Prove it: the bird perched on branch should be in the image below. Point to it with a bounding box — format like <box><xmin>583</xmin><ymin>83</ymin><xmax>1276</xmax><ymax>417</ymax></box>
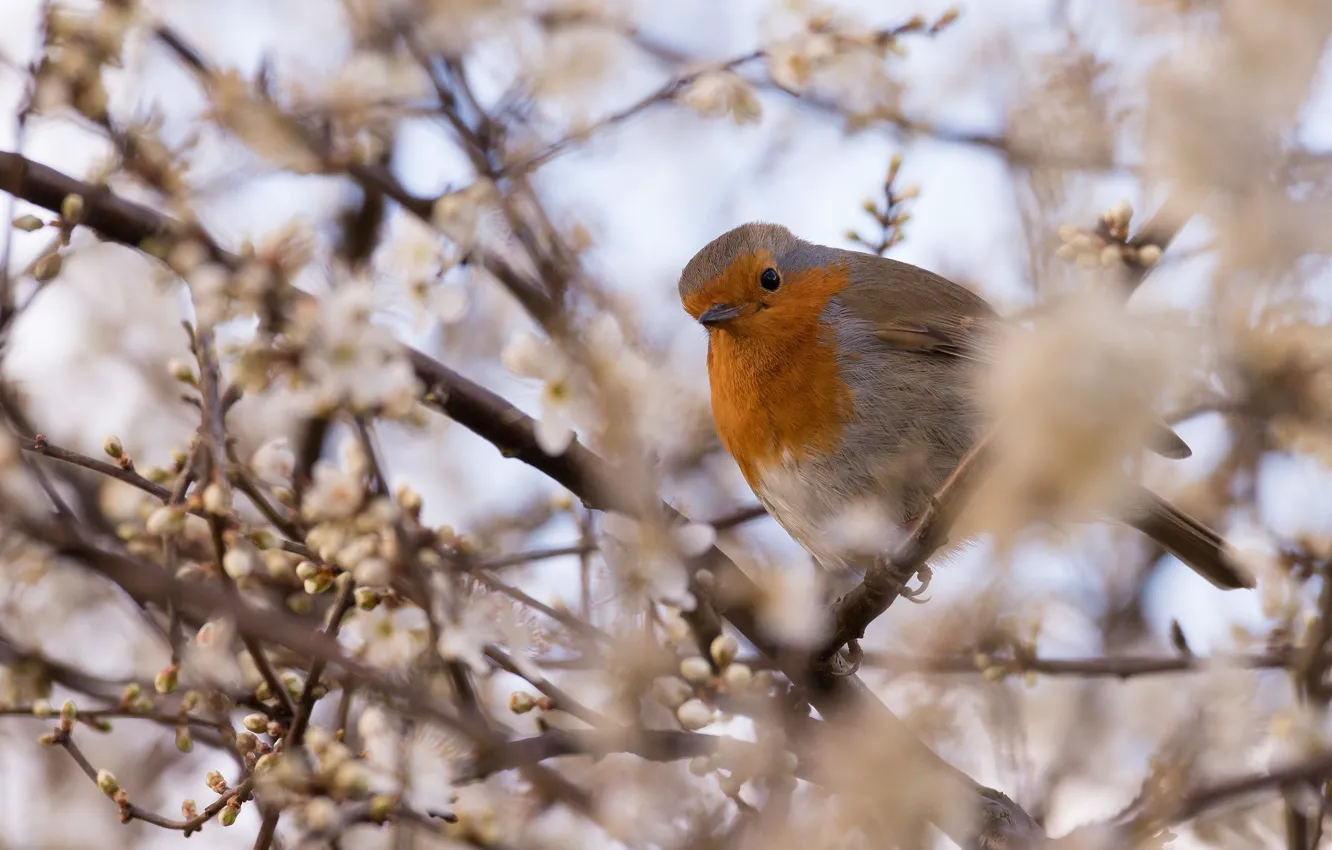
<box><xmin>678</xmin><ymin>222</ymin><xmax>1252</xmax><ymax>593</ymax></box>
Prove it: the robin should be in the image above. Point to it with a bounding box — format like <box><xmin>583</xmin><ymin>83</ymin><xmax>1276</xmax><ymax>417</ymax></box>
<box><xmin>678</xmin><ymin>222</ymin><xmax>1252</xmax><ymax>592</ymax></box>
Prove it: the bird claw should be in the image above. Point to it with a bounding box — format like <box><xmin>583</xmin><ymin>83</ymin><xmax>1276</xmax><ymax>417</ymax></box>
<box><xmin>827</xmin><ymin>639</ymin><xmax>863</xmax><ymax>677</ymax></box>
<box><xmin>899</xmin><ymin>566</ymin><xmax>933</xmax><ymax>604</ymax></box>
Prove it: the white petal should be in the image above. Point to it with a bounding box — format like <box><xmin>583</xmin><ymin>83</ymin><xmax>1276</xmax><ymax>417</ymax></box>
<box><xmin>353</xmin><ymin>557</ymin><xmax>393</xmax><ymax>587</ymax></box>
<box><xmin>437</xmin><ymin>630</ymin><xmax>488</xmax><ymax>675</ymax></box>
<box><xmin>673</xmin><ymin>522</ymin><xmax>716</xmax><ymax>557</ymax></box>
<box><xmin>432</xmin><ymin>285</ymin><xmax>469</xmax><ymax>324</ymax></box>
<box><xmin>392</xmin><ymin>605</ymin><xmax>430</xmax><ymax>633</ymax></box>
<box><xmin>534</xmin><ymin>412</ymin><xmax>575</xmax><ymax>456</ymax></box>
<box><xmin>599</xmin><ymin>512</ymin><xmax>640</xmax><ymax>544</ymax></box>
<box><xmin>250</xmin><ymin>437</ymin><xmax>295</xmax><ymax>484</ymax></box>
<box><xmin>587</xmin><ymin>313</ymin><xmax>623</xmax><ymax>356</ymax></box>
<box><xmin>500</xmin><ymin>331</ymin><xmax>548</xmax><ymax>378</ymax></box>
<box><xmin>650</xmin><ymin>560</ymin><xmax>692</xmax><ymax>603</ymax></box>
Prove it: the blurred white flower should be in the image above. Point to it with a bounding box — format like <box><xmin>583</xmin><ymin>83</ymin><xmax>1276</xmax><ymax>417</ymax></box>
<box><xmin>756</xmin><ymin>566</ymin><xmax>828</xmax><ymax>648</ymax></box>
<box><xmin>436</xmin><ymin>603</ymin><xmax>501</xmax><ymax>675</ymax></box>
<box><xmin>431</xmin><ymin>181</ymin><xmax>493</xmax><ymax>250</ymax></box>
<box><xmin>429</xmin><ymin>285</ymin><xmax>470</xmax><ymax>324</ymax></box>
<box><xmin>356</xmin><ymin>705</ymin><xmax>459</xmax><ymax>805</ymax></box>
<box><xmin>979</xmin><ymin>289</ymin><xmax>1192</xmax><ymax>531</ymax></box>
<box><xmin>681</xmin><ymin>71</ymin><xmax>763</xmax><ymax>125</ymax></box>
<box><xmin>341</xmin><ymin>604</ymin><xmax>430</xmax><ymax>669</ymax></box>
<box><xmin>288</xmin><ymin>281</ymin><xmax>423</xmax><ymax>419</ymax></box>
<box><xmin>250</xmin><ymin>438</ymin><xmax>295</xmax><ymax>485</ymax></box>
<box><xmin>821</xmin><ymin>500</ymin><xmax>903</xmax><ymax>558</ymax></box>
<box><xmin>303</xmin><ymin>461</ymin><xmax>363</xmax><ymax>522</ymax></box>
<box><xmin>599</xmin><ymin>512</ymin><xmax>714</xmax><ymax>610</ymax></box>
<box><xmin>501</xmin><ymin>331</ymin><xmax>582</xmax><ymax>456</ymax></box>
<box><xmin>766</xmin><ymin>32</ymin><xmax>837</xmax><ymax>91</ymax></box>
<box><xmin>207</xmin><ymin>71</ymin><xmax>322</xmax><ymax>174</ymax></box>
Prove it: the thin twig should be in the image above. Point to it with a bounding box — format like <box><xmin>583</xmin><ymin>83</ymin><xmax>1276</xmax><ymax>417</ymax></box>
<box><xmin>485</xmin><ymin>645</ymin><xmax>614</xmax><ymax>728</ymax></box>
<box><xmin>54</xmin><ymin>727</ymin><xmax>253</xmax><ymax>833</ymax></box>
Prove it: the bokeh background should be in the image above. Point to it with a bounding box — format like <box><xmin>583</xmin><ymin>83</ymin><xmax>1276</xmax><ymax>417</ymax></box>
<box><xmin>1</xmin><ymin>0</ymin><xmax>1331</xmax><ymax>847</ymax></box>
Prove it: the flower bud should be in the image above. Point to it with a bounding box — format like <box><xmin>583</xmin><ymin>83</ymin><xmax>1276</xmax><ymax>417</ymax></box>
<box><xmin>243</xmin><ymin>713</ymin><xmax>268</xmax><ymax>733</ymax></box>
<box><xmin>103</xmin><ymin>435</ymin><xmax>123</xmax><ymax>459</ymax></box>
<box><xmin>369</xmin><ymin>794</ymin><xmax>395</xmax><ymax>823</ymax></box>
<box><xmin>155</xmin><ymin>665</ymin><xmax>178</xmax><ymax>695</ymax></box>
<box><xmin>59</xmin><ymin>699</ymin><xmax>77</xmax><ymax>728</ymax></box>
<box><xmin>146</xmin><ymin>506</ymin><xmax>185</xmax><ymax>535</ymax></box>
<box><xmin>1107</xmin><ymin>200</ymin><xmax>1133</xmax><ymax>230</ymax></box>
<box><xmin>710</xmin><ymin>635</ymin><xmax>738</xmax><ymax>668</ymax></box>
<box><xmin>97</xmin><ymin>769</ymin><xmax>119</xmax><ymax>796</ymax></box>
<box><xmin>354</xmin><ymin>587</ymin><xmax>380</xmax><ymax>610</ymax></box>
<box><xmin>12</xmin><ymin>214</ymin><xmax>43</xmax><ymax>232</ymax></box>
<box><xmin>61</xmin><ymin>193</ymin><xmax>85</xmax><ymax>224</ymax></box>
<box><xmin>206</xmin><ymin>769</ymin><xmax>227</xmax><ymax>793</ymax></box>
<box><xmin>168</xmin><ymin>358</ymin><xmax>197</xmax><ymax>384</ymax></box>
<box><xmin>722</xmin><ymin>663</ymin><xmax>753</xmax><ymax>691</ymax></box>
<box><xmin>677</xmin><ymin>698</ymin><xmax>713</xmax><ymax>731</ymax></box>
<box><xmin>202</xmin><ymin>483</ymin><xmax>230</xmax><ymax>514</ymax></box>
<box><xmin>509</xmin><ymin>692</ymin><xmax>537</xmax><ymax>714</ymax></box>
<box><xmin>652</xmin><ymin>676</ymin><xmax>693</xmax><ymax>708</ymax></box>
<box><xmin>1136</xmin><ymin>244</ymin><xmax>1162</xmax><ymax>266</ymax></box>
<box><xmin>34</xmin><ymin>253</ymin><xmax>62</xmax><ymax>282</ymax></box>
<box><xmin>222</xmin><ymin>549</ymin><xmax>254</xmax><ymax>580</ymax></box>
<box><xmin>680</xmin><ymin>656</ymin><xmax>712</xmax><ymax>684</ymax></box>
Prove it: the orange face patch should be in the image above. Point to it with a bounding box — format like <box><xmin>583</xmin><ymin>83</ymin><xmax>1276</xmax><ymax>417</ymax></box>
<box><xmin>693</xmin><ymin>257</ymin><xmax>854</xmax><ymax>488</ymax></box>
<box><xmin>681</xmin><ymin>250</ymin><xmax>777</xmax><ymax>320</ymax></box>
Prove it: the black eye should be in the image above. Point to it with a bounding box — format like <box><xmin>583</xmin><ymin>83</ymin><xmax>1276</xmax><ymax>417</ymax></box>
<box><xmin>759</xmin><ymin>268</ymin><xmax>781</xmax><ymax>291</ymax></box>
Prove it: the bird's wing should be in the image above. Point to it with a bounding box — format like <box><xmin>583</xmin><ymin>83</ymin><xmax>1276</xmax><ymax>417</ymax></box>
<box><xmin>839</xmin><ymin>253</ymin><xmax>1192</xmax><ymax>460</ymax></box>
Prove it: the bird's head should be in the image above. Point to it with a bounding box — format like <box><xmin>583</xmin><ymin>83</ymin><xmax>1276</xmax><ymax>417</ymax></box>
<box><xmin>678</xmin><ymin>222</ymin><xmax>847</xmax><ymax>341</ymax></box>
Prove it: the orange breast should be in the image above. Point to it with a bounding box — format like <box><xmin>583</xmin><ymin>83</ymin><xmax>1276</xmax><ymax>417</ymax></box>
<box><xmin>706</xmin><ymin>267</ymin><xmax>854</xmax><ymax>489</ymax></box>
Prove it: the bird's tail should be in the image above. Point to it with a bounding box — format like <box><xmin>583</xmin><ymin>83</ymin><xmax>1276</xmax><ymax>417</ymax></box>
<box><xmin>1125</xmin><ymin>488</ymin><xmax>1254</xmax><ymax>590</ymax></box>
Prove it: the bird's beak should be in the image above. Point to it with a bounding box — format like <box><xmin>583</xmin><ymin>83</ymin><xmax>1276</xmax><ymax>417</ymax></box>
<box><xmin>698</xmin><ymin>303</ymin><xmax>743</xmax><ymax>328</ymax></box>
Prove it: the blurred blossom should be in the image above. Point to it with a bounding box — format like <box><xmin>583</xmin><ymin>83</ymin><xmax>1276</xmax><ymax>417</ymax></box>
<box><xmin>821</xmin><ymin>499</ymin><xmax>904</xmax><ymax>558</ymax></box>
<box><xmin>286</xmin><ymin>52</ymin><xmax>430</xmax><ymax>122</ymax></box>
<box><xmin>357</xmin><ymin>706</ymin><xmax>459</xmax><ymax>804</ymax></box>
<box><xmin>282</xmin><ymin>281</ymin><xmax>423</xmax><ymax>419</ymax></box>
<box><xmin>250</xmin><ymin>437</ymin><xmax>296</xmax><ymax>485</ymax></box>
<box><xmin>431</xmin><ymin>181</ymin><xmax>493</xmax><ymax>250</ymax></box>
<box><xmin>598</xmin><ymin>512</ymin><xmax>713</xmax><ymax>610</ymax></box>
<box><xmin>755</xmin><ymin>564</ymin><xmax>828</xmax><ymax>647</ymax></box>
<box><xmin>974</xmin><ymin>289</ymin><xmax>1193</xmax><ymax>540</ymax></box>
<box><xmin>501</xmin><ymin>330</ymin><xmax>582</xmax><ymax>455</ymax></box>
<box><xmin>303</xmin><ymin>461</ymin><xmax>364</xmax><ymax>522</ymax></box>
<box><xmin>341</xmin><ymin>604</ymin><xmax>430</xmax><ymax>669</ymax></box>
<box><xmin>680</xmin><ymin>71</ymin><xmax>762</xmax><ymax>125</ymax></box>
<box><xmin>206</xmin><ymin>71</ymin><xmax>322</xmax><ymax>174</ymax></box>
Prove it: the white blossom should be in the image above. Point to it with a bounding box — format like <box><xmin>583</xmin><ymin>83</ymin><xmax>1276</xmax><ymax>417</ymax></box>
<box><xmin>250</xmin><ymin>438</ymin><xmax>295</xmax><ymax>485</ymax></box>
<box><xmin>341</xmin><ymin>604</ymin><xmax>430</xmax><ymax>669</ymax></box>
<box><xmin>756</xmin><ymin>566</ymin><xmax>828</xmax><ymax>648</ymax></box>
<box><xmin>599</xmin><ymin>513</ymin><xmax>714</xmax><ymax>610</ymax></box>
<box><xmin>500</xmin><ymin>331</ymin><xmax>581</xmax><ymax>456</ymax></box>
<box><xmin>681</xmin><ymin>71</ymin><xmax>763</xmax><ymax>125</ymax></box>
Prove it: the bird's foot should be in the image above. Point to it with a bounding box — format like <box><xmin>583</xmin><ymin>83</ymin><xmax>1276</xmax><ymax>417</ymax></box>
<box><xmin>898</xmin><ymin>566</ymin><xmax>933</xmax><ymax>604</ymax></box>
<box><xmin>826</xmin><ymin>639</ymin><xmax>863</xmax><ymax>677</ymax></box>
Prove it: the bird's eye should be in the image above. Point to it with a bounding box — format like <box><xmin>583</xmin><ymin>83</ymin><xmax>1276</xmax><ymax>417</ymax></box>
<box><xmin>759</xmin><ymin>268</ymin><xmax>781</xmax><ymax>291</ymax></box>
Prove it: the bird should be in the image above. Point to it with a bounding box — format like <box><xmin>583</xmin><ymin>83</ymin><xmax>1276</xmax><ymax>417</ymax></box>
<box><xmin>678</xmin><ymin>221</ymin><xmax>1253</xmax><ymax>592</ymax></box>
